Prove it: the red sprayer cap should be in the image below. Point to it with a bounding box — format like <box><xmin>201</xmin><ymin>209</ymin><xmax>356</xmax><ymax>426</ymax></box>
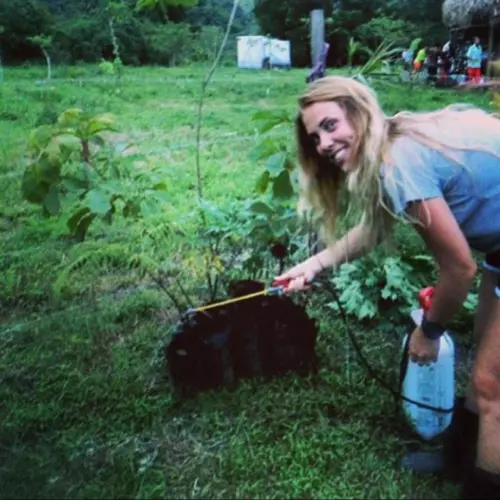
<box><xmin>418</xmin><ymin>286</ymin><xmax>435</xmax><ymax>311</ymax></box>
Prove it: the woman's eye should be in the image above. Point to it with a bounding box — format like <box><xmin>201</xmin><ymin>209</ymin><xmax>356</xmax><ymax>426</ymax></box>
<box><xmin>324</xmin><ymin>120</ymin><xmax>336</xmax><ymax>132</ymax></box>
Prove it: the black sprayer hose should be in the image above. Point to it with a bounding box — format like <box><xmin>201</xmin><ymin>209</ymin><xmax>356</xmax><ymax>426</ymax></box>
<box><xmin>317</xmin><ymin>279</ymin><xmax>455</xmax><ymax>414</ymax></box>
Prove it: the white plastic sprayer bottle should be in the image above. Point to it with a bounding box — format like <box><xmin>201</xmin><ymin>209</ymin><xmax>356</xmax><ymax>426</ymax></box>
<box><xmin>401</xmin><ymin>287</ymin><xmax>455</xmax><ymax>441</ymax></box>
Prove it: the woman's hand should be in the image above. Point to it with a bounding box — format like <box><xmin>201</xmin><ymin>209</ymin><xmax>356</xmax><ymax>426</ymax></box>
<box><xmin>409</xmin><ymin>327</ymin><xmax>440</xmax><ymax>365</ymax></box>
<box><xmin>274</xmin><ymin>256</ymin><xmax>324</xmax><ymax>293</ymax></box>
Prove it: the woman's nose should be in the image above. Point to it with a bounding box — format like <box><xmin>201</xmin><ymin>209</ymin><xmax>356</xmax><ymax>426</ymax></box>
<box><xmin>317</xmin><ymin>132</ymin><xmax>333</xmax><ymax>154</ymax></box>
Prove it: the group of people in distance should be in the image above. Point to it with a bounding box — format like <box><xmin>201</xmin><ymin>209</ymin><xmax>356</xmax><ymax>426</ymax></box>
<box><xmin>403</xmin><ymin>37</ymin><xmax>486</xmax><ymax>85</ymax></box>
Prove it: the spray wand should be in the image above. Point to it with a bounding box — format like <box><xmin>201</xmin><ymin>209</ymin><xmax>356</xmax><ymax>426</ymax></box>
<box><xmin>185</xmin><ymin>278</ymin><xmax>294</xmax><ymax>315</ymax></box>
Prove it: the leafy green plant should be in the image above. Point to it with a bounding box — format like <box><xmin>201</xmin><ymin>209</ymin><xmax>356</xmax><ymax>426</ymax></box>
<box><xmin>354</xmin><ymin>39</ymin><xmax>405</xmax><ymax>83</ymax></box>
<box><xmin>184</xmin><ymin>105</ymin><xmax>318</xmax><ymax>297</ymax></box>
<box><xmin>347</xmin><ymin>37</ymin><xmax>370</xmax><ymax>76</ymax></box>
<box><xmin>135</xmin><ymin>0</ymin><xmax>198</xmax><ymax>22</ymax></box>
<box><xmin>328</xmin><ymin>254</ymin><xmax>421</xmax><ymax>322</ymax></box>
<box><xmin>196</xmin><ymin>196</ymin><xmax>306</xmax><ymax>281</ymax></box>
<box><xmin>21</xmin><ymin>108</ymin><xmax>169</xmax><ymax>241</ymax></box>
<box><xmin>250</xmin><ymin>109</ymin><xmax>296</xmax><ymax>199</ymax></box>
<box><xmin>355</xmin><ymin>16</ymin><xmax>421</xmax><ymax>49</ymax></box>
<box><xmin>104</xmin><ymin>8</ymin><xmax>124</xmax><ymax>80</ymax></box>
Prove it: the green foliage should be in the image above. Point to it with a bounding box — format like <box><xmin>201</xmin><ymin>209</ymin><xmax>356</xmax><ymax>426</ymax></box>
<box><xmin>194</xmin><ymin>197</ymin><xmax>296</xmax><ymax>283</ymax></box>
<box><xmin>28</xmin><ymin>34</ymin><xmax>53</xmax><ymax>80</ymax></box>
<box><xmin>141</xmin><ymin>22</ymin><xmax>195</xmax><ymax>65</ymax></box>
<box><xmin>0</xmin><ymin>66</ymin><xmax>487</xmax><ymax>500</ymax></box>
<box><xmin>186</xmin><ymin>0</ymin><xmax>256</xmax><ymax>33</ymax></box>
<box><xmin>250</xmin><ymin>109</ymin><xmax>296</xmax><ymax>199</ymax></box>
<box><xmin>21</xmin><ymin>108</ymin><xmax>169</xmax><ymax>241</ymax></box>
<box><xmin>99</xmin><ymin>18</ymin><xmax>123</xmax><ymax>79</ymax></box>
<box><xmin>254</xmin><ymin>0</ymin><xmax>447</xmax><ymax>66</ymax></box>
<box><xmin>329</xmin><ymin>254</ymin><xmax>422</xmax><ymax>321</ymax></box>
<box><xmin>0</xmin><ymin>0</ymin><xmax>445</xmax><ymax>67</ymax></box>
<box><xmin>0</xmin><ymin>0</ymin><xmax>52</xmax><ymax>63</ymax></box>
<box><xmin>354</xmin><ymin>16</ymin><xmax>421</xmax><ymax>48</ymax></box>
<box><xmin>136</xmin><ymin>0</ymin><xmax>198</xmax><ymax>11</ymax></box>
<box><xmin>1</xmin><ymin>0</ymin><xmax>253</xmax><ymax>66</ymax></box>
<box><xmin>354</xmin><ymin>39</ymin><xmax>405</xmax><ymax>82</ymax></box>
<box><xmin>346</xmin><ymin>37</ymin><xmax>368</xmax><ymax>75</ymax></box>
<box><xmin>28</xmin><ymin>34</ymin><xmax>53</xmax><ymax>49</ymax></box>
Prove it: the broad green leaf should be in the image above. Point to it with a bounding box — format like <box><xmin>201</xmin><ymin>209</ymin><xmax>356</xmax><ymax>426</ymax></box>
<box><xmin>255</xmin><ymin>171</ymin><xmax>270</xmax><ymax>194</ymax></box>
<box><xmin>152</xmin><ymin>191</ymin><xmax>169</xmax><ymax>203</ymax></box>
<box><xmin>86</xmin><ymin>114</ymin><xmax>118</xmax><ymax>137</ymax></box>
<box><xmin>67</xmin><ymin>207</ymin><xmax>91</xmax><ymax>232</ymax></box>
<box><xmin>73</xmin><ymin>213</ymin><xmax>96</xmax><ymax>242</ymax></box>
<box><xmin>153</xmin><ymin>182</ymin><xmax>168</xmax><ymax>191</ymax></box>
<box><xmin>109</xmin><ymin>162</ymin><xmax>121</xmax><ymax>180</ymax></box>
<box><xmin>86</xmin><ymin>189</ymin><xmax>112</xmax><ymax>215</ymax></box>
<box><xmin>38</xmin><ymin>156</ymin><xmax>61</xmax><ymax>183</ymax></box>
<box><xmin>54</xmin><ymin>133</ymin><xmax>81</xmax><ymax>159</ymax></box>
<box><xmin>250</xmin><ymin>201</ymin><xmax>273</xmax><ymax>216</ymax></box>
<box><xmin>43</xmin><ymin>185</ymin><xmax>60</xmax><ymax>215</ymax></box>
<box><xmin>58</xmin><ymin>108</ymin><xmax>83</xmax><ymax>127</ymax></box>
<box><xmin>55</xmin><ymin>133</ymin><xmax>80</xmax><ymax>148</ymax></box>
<box><xmin>44</xmin><ymin>138</ymin><xmax>63</xmax><ymax>163</ymax></box>
<box><xmin>140</xmin><ymin>198</ymin><xmax>159</xmax><ymax>216</ymax></box>
<box><xmin>251</xmin><ymin>109</ymin><xmax>291</xmax><ymax>133</ymax></box>
<box><xmin>272</xmin><ymin>170</ymin><xmax>294</xmax><ymax>199</ymax></box>
<box><xmin>28</xmin><ymin>125</ymin><xmax>54</xmax><ymax>152</ymax></box>
<box><xmin>61</xmin><ymin>176</ymin><xmax>89</xmax><ymax>193</ymax></box>
<box><xmin>249</xmin><ymin>139</ymin><xmax>278</xmax><ymax>163</ymax></box>
<box><xmin>90</xmin><ymin>135</ymin><xmax>106</xmax><ymax>148</ymax></box>
<box><xmin>21</xmin><ymin>169</ymin><xmax>49</xmax><ymax>203</ymax></box>
<box><xmin>251</xmin><ymin>110</ymin><xmax>279</xmax><ymax>121</ymax></box>
<box><xmin>101</xmin><ymin>180</ymin><xmax>121</xmax><ymax>194</ymax></box>
<box><xmin>266</xmin><ymin>152</ymin><xmax>287</xmax><ymax>177</ymax></box>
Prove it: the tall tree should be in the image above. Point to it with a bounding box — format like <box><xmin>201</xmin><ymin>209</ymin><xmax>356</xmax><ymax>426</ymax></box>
<box><xmin>0</xmin><ymin>0</ymin><xmax>53</xmax><ymax>62</ymax></box>
<box><xmin>136</xmin><ymin>0</ymin><xmax>198</xmax><ymax>21</ymax></box>
<box><xmin>185</xmin><ymin>0</ymin><xmax>254</xmax><ymax>34</ymax></box>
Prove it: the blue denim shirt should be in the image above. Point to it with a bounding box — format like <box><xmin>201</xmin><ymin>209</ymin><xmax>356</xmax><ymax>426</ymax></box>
<box><xmin>381</xmin><ymin>136</ymin><xmax>500</xmax><ymax>254</ymax></box>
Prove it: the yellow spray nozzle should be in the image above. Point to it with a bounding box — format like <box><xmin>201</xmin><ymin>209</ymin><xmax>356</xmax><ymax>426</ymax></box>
<box><xmin>186</xmin><ymin>285</ymin><xmax>285</xmax><ymax>315</ymax></box>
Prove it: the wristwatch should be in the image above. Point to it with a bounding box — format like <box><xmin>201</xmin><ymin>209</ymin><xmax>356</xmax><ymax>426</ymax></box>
<box><xmin>421</xmin><ymin>316</ymin><xmax>446</xmax><ymax>340</ymax></box>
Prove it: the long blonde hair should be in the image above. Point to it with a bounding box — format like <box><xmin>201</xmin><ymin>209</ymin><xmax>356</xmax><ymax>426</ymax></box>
<box><xmin>296</xmin><ymin>76</ymin><xmax>500</xmax><ymax>248</ymax></box>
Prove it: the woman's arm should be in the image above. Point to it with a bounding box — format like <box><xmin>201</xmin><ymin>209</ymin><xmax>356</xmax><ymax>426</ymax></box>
<box><xmin>316</xmin><ymin>223</ymin><xmax>374</xmax><ymax>270</ymax></box>
<box><xmin>275</xmin><ymin>223</ymin><xmax>375</xmax><ymax>291</ymax></box>
<box><xmin>409</xmin><ymin>197</ymin><xmax>477</xmax><ymax>326</ymax></box>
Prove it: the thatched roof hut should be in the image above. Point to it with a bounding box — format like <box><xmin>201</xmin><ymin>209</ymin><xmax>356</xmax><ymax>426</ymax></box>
<box><xmin>443</xmin><ymin>0</ymin><xmax>500</xmax><ymax>29</ymax></box>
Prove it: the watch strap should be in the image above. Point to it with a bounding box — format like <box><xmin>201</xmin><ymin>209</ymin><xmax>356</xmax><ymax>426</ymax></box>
<box><xmin>421</xmin><ymin>316</ymin><xmax>446</xmax><ymax>340</ymax></box>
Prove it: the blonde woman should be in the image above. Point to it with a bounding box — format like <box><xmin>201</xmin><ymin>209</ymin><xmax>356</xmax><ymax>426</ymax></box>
<box><xmin>275</xmin><ymin>76</ymin><xmax>500</xmax><ymax>498</ymax></box>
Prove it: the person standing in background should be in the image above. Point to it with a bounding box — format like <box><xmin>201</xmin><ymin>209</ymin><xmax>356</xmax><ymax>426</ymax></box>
<box><xmin>413</xmin><ymin>45</ymin><xmax>427</xmax><ymax>74</ymax></box>
<box><xmin>467</xmin><ymin>37</ymin><xmax>483</xmax><ymax>83</ymax></box>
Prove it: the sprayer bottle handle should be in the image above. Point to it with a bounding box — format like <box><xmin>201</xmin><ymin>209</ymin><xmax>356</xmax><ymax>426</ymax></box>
<box><xmin>418</xmin><ymin>286</ymin><xmax>435</xmax><ymax>311</ymax></box>
<box><xmin>271</xmin><ymin>276</ymin><xmax>314</xmax><ymax>294</ymax></box>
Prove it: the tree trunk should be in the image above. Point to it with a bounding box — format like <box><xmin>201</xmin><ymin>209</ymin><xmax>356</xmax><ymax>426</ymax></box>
<box><xmin>41</xmin><ymin>47</ymin><xmax>51</xmax><ymax>81</ymax></box>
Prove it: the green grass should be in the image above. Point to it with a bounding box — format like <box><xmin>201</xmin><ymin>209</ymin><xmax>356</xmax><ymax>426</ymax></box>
<box><xmin>0</xmin><ymin>64</ymin><xmax>492</xmax><ymax>499</ymax></box>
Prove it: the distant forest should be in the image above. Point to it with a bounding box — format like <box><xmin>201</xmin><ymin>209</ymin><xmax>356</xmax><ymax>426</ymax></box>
<box><xmin>0</xmin><ymin>0</ymin><xmax>446</xmax><ymax>67</ymax></box>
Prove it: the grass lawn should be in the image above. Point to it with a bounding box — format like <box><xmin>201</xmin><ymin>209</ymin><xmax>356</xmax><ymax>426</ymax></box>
<box><xmin>0</xmin><ymin>64</ymin><xmax>493</xmax><ymax>499</ymax></box>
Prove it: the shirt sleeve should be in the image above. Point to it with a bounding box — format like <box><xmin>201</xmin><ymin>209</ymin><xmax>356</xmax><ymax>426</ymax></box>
<box><xmin>382</xmin><ymin>138</ymin><xmax>444</xmax><ymax>216</ymax></box>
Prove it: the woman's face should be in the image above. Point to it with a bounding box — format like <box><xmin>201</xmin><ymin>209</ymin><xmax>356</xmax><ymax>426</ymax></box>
<box><xmin>301</xmin><ymin>101</ymin><xmax>355</xmax><ymax>172</ymax></box>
